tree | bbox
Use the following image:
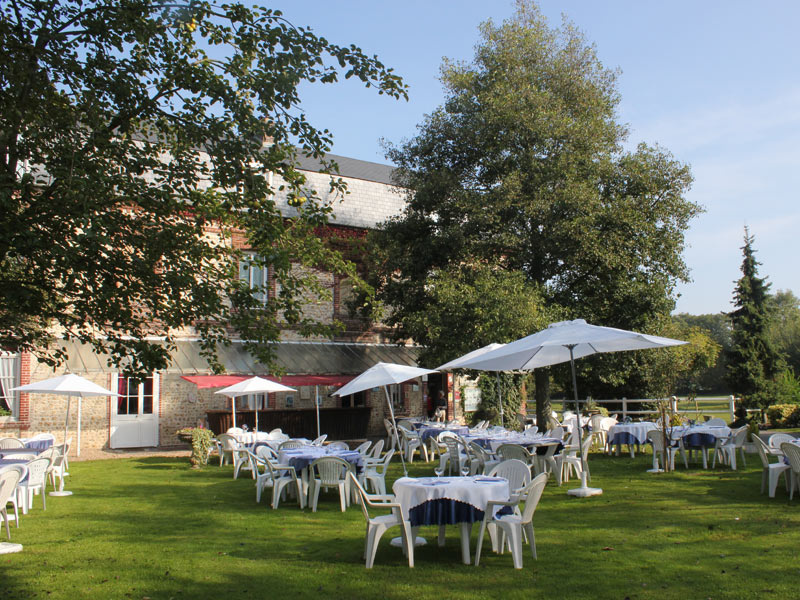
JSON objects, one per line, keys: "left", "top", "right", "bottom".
{"left": 672, "top": 312, "right": 732, "bottom": 393}
{"left": 726, "top": 230, "right": 783, "bottom": 408}
{"left": 368, "top": 1, "right": 699, "bottom": 412}
{"left": 768, "top": 289, "right": 800, "bottom": 375}
{"left": 0, "top": 0, "right": 406, "bottom": 374}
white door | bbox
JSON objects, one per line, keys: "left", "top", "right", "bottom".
{"left": 110, "top": 374, "right": 159, "bottom": 448}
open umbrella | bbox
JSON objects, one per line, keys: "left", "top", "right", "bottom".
{"left": 437, "top": 343, "right": 507, "bottom": 426}
{"left": 453, "top": 319, "right": 687, "bottom": 497}
{"left": 332, "top": 362, "right": 438, "bottom": 476}
{"left": 12, "top": 373, "right": 119, "bottom": 494}
{"left": 215, "top": 376, "right": 296, "bottom": 432}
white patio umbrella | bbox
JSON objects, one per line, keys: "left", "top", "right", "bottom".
{"left": 437, "top": 343, "right": 507, "bottom": 426}
{"left": 12, "top": 373, "right": 119, "bottom": 472}
{"left": 453, "top": 319, "right": 687, "bottom": 497}
{"left": 332, "top": 362, "right": 439, "bottom": 476}
{"left": 215, "top": 376, "right": 296, "bottom": 432}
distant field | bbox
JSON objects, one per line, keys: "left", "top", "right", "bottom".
{"left": 530, "top": 396, "right": 736, "bottom": 421}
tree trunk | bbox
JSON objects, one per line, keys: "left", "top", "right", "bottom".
{"left": 535, "top": 369, "right": 551, "bottom": 428}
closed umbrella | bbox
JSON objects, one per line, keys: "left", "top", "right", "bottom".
{"left": 12, "top": 373, "right": 119, "bottom": 495}
{"left": 332, "top": 362, "right": 438, "bottom": 476}
{"left": 452, "top": 319, "right": 687, "bottom": 497}
{"left": 215, "top": 376, "right": 296, "bottom": 432}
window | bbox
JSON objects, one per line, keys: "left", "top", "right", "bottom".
{"left": 235, "top": 394, "right": 267, "bottom": 411}
{"left": 117, "top": 376, "right": 154, "bottom": 415}
{"left": 0, "top": 353, "right": 20, "bottom": 418}
{"left": 239, "top": 253, "right": 269, "bottom": 303}
{"left": 389, "top": 383, "right": 406, "bottom": 412}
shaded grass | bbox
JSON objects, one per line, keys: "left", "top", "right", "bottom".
{"left": 1, "top": 449, "right": 799, "bottom": 600}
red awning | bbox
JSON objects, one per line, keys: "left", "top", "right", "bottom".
{"left": 180, "top": 374, "right": 356, "bottom": 389}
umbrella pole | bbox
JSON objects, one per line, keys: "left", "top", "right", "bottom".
{"left": 315, "top": 385, "right": 320, "bottom": 439}
{"left": 254, "top": 397, "right": 258, "bottom": 433}
{"left": 496, "top": 373, "right": 504, "bottom": 428}
{"left": 231, "top": 398, "right": 236, "bottom": 430}
{"left": 63, "top": 394, "right": 72, "bottom": 449}
{"left": 566, "top": 345, "right": 602, "bottom": 497}
{"left": 383, "top": 385, "right": 407, "bottom": 477}
{"left": 77, "top": 396, "right": 82, "bottom": 457}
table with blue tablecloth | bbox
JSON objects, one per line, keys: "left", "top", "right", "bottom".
{"left": 392, "top": 475, "right": 510, "bottom": 564}
{"left": 417, "top": 425, "right": 470, "bottom": 442}
{"left": 278, "top": 446, "right": 363, "bottom": 501}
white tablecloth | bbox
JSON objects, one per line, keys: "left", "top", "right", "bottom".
{"left": 392, "top": 476, "right": 510, "bottom": 521}
{"left": 669, "top": 425, "right": 731, "bottom": 440}
{"left": 608, "top": 422, "right": 658, "bottom": 444}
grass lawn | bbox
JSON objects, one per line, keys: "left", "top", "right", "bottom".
{"left": 1, "top": 449, "right": 799, "bottom": 600}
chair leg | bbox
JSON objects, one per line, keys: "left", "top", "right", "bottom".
{"left": 401, "top": 521, "right": 415, "bottom": 567}
{"left": 474, "top": 520, "right": 488, "bottom": 566}
{"left": 524, "top": 522, "right": 537, "bottom": 559}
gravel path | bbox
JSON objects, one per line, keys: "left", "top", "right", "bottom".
{"left": 71, "top": 445, "right": 191, "bottom": 462}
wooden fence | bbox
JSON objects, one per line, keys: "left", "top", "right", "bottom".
{"left": 206, "top": 407, "right": 372, "bottom": 441}
{"left": 550, "top": 396, "right": 753, "bottom": 422}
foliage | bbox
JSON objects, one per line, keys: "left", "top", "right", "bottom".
{"left": 765, "top": 404, "right": 800, "bottom": 428}
{"left": 725, "top": 230, "right": 784, "bottom": 408}
{"left": 177, "top": 427, "right": 214, "bottom": 467}
{"left": 368, "top": 1, "right": 699, "bottom": 406}
{"left": 0, "top": 0, "right": 406, "bottom": 375}
{"left": 672, "top": 312, "right": 732, "bottom": 393}
{"left": 0, "top": 405, "right": 11, "bottom": 416}
{"left": 767, "top": 289, "right": 800, "bottom": 375}
{"left": 475, "top": 371, "right": 529, "bottom": 429}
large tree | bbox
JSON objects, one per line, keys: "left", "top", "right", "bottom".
{"left": 0, "top": 0, "right": 406, "bottom": 374}
{"left": 368, "top": 1, "right": 699, "bottom": 414}
{"left": 726, "top": 230, "right": 783, "bottom": 408}
{"left": 767, "top": 289, "right": 800, "bottom": 376}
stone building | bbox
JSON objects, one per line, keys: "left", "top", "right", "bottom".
{"left": 0, "top": 154, "right": 464, "bottom": 450}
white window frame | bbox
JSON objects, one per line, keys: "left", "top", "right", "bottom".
{"left": 239, "top": 252, "right": 269, "bottom": 303}
{"left": 0, "top": 353, "right": 20, "bottom": 419}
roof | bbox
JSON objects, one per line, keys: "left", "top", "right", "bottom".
{"left": 293, "top": 153, "right": 396, "bottom": 186}
{"left": 46, "top": 339, "right": 421, "bottom": 376}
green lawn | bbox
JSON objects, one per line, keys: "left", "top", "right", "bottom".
{"left": 2, "top": 449, "right": 798, "bottom": 600}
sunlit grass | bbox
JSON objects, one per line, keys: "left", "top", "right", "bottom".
{"left": 1, "top": 448, "right": 798, "bottom": 600}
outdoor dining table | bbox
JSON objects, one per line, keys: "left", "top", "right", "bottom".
{"left": 417, "top": 425, "right": 470, "bottom": 442}
{"left": 607, "top": 422, "right": 658, "bottom": 455}
{"left": 21, "top": 438, "right": 54, "bottom": 452}
{"left": 392, "top": 475, "right": 510, "bottom": 565}
{"left": 278, "top": 446, "right": 363, "bottom": 500}
{"left": 0, "top": 448, "right": 42, "bottom": 459}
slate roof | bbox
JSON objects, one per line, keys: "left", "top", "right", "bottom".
{"left": 294, "top": 153, "right": 397, "bottom": 186}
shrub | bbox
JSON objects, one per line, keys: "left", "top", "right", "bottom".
{"left": 766, "top": 404, "right": 800, "bottom": 428}
{"left": 176, "top": 427, "right": 214, "bottom": 468}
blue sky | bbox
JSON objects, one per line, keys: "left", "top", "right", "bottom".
{"left": 268, "top": 0, "right": 800, "bottom": 316}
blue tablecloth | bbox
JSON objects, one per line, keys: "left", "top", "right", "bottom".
{"left": 418, "top": 426, "right": 469, "bottom": 442}
{"left": 278, "top": 447, "right": 363, "bottom": 473}
{"left": 24, "top": 439, "right": 54, "bottom": 451}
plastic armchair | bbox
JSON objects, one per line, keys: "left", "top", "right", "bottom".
{"left": 348, "top": 472, "right": 414, "bottom": 568}
{"left": 647, "top": 429, "right": 678, "bottom": 471}
{"left": 443, "top": 437, "right": 471, "bottom": 476}
{"left": 781, "top": 442, "right": 800, "bottom": 500}
{"left": 327, "top": 441, "right": 350, "bottom": 451}
{"left": 311, "top": 435, "right": 328, "bottom": 446}
{"left": 474, "top": 472, "right": 548, "bottom": 569}
{"left": 496, "top": 444, "right": 533, "bottom": 470}
{"left": 769, "top": 434, "right": 795, "bottom": 454}
{"left": 562, "top": 435, "right": 593, "bottom": 483}
{"left": 18, "top": 457, "right": 49, "bottom": 514}
{"left": 0, "top": 465, "right": 24, "bottom": 530}
{"left": 362, "top": 449, "right": 395, "bottom": 496}
{"left": 712, "top": 426, "right": 749, "bottom": 469}
{"left": 368, "top": 439, "right": 384, "bottom": 460}
{"left": 0, "top": 438, "right": 25, "bottom": 449}
{"left": 278, "top": 440, "right": 304, "bottom": 451}
{"left": 250, "top": 451, "right": 304, "bottom": 509}
{"left": 752, "top": 435, "right": 789, "bottom": 497}
{"left": 545, "top": 426, "right": 564, "bottom": 441}
{"left": 308, "top": 456, "right": 352, "bottom": 512}
{"left": 488, "top": 459, "right": 531, "bottom": 502}
{"left": 383, "top": 419, "right": 397, "bottom": 452}
{"left": 217, "top": 434, "right": 251, "bottom": 479}
{"left": 0, "top": 467, "right": 23, "bottom": 541}
{"left": 397, "top": 427, "right": 427, "bottom": 463}
{"left": 354, "top": 441, "right": 372, "bottom": 456}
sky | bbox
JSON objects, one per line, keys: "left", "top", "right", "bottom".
{"left": 267, "top": 0, "right": 800, "bottom": 316}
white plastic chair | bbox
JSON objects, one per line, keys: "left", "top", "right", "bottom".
{"left": 362, "top": 449, "right": 395, "bottom": 496}
{"left": 308, "top": 456, "right": 352, "bottom": 512}
{"left": 349, "top": 473, "right": 414, "bottom": 568}
{"left": 250, "top": 450, "right": 304, "bottom": 509}
{"left": 18, "top": 457, "right": 49, "bottom": 514}
{"left": 712, "top": 426, "right": 749, "bottom": 469}
{"left": 752, "top": 434, "right": 789, "bottom": 497}
{"left": 217, "top": 434, "right": 251, "bottom": 479}
{"left": 0, "top": 438, "right": 24, "bottom": 449}
{"left": 398, "top": 427, "right": 427, "bottom": 463}
{"left": 311, "top": 435, "right": 328, "bottom": 446}
{"left": 354, "top": 441, "right": 372, "bottom": 456}
{"left": 383, "top": 419, "right": 397, "bottom": 451}
{"left": 0, "top": 467, "right": 23, "bottom": 540}
{"left": 647, "top": 429, "right": 678, "bottom": 471}
{"left": 474, "top": 472, "right": 548, "bottom": 569}
{"left": 327, "top": 441, "right": 350, "bottom": 451}
{"left": 704, "top": 417, "right": 727, "bottom": 427}
{"left": 561, "top": 435, "right": 593, "bottom": 483}
{"left": 0, "top": 465, "right": 24, "bottom": 529}
{"left": 468, "top": 442, "right": 499, "bottom": 476}
{"left": 368, "top": 439, "right": 385, "bottom": 460}
{"left": 278, "top": 440, "right": 303, "bottom": 451}
{"left": 496, "top": 444, "right": 533, "bottom": 470}
{"left": 488, "top": 459, "right": 531, "bottom": 502}
{"left": 781, "top": 442, "right": 800, "bottom": 500}
{"left": 769, "top": 433, "right": 795, "bottom": 454}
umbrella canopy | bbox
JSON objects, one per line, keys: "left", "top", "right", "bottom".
{"left": 451, "top": 319, "right": 687, "bottom": 497}
{"left": 12, "top": 373, "right": 118, "bottom": 457}
{"left": 215, "top": 376, "right": 296, "bottom": 430}
{"left": 332, "top": 362, "right": 438, "bottom": 476}
{"left": 331, "top": 362, "right": 438, "bottom": 398}
{"left": 435, "top": 343, "right": 506, "bottom": 371}
{"left": 455, "top": 319, "right": 686, "bottom": 371}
